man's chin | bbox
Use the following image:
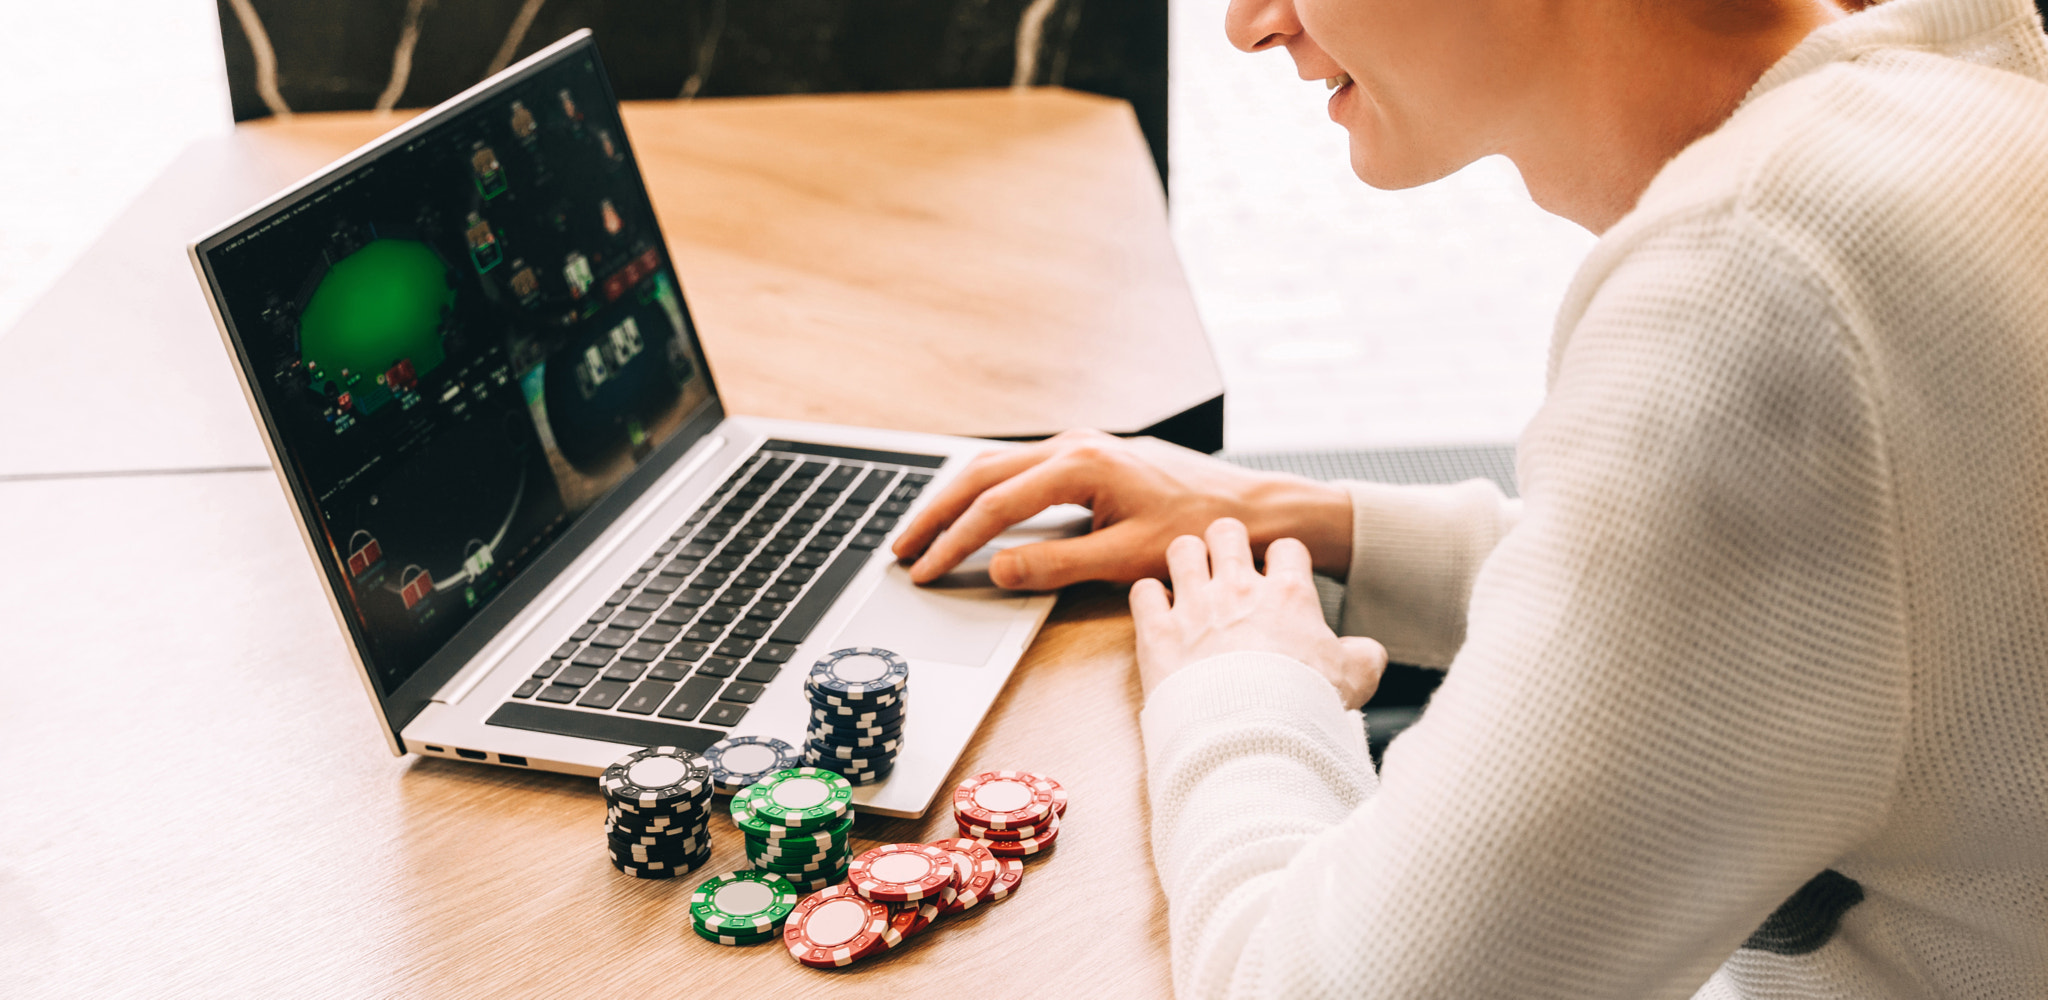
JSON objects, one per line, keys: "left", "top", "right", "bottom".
{"left": 1347, "top": 134, "right": 1466, "bottom": 191}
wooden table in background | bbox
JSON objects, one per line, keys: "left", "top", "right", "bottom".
{"left": 0, "top": 90, "right": 1187, "bottom": 998}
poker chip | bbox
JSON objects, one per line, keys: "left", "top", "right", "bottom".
{"left": 606, "top": 803, "right": 709, "bottom": 829}
{"left": 952, "top": 771, "right": 1058, "bottom": 830}
{"left": 693, "top": 922, "right": 781, "bottom": 947}
{"left": 928, "top": 838, "right": 1000, "bottom": 914}
{"left": 958, "top": 812, "right": 1054, "bottom": 840}
{"left": 600, "top": 747, "right": 713, "bottom": 811}
{"left": 1040, "top": 774, "right": 1069, "bottom": 817}
{"left": 607, "top": 819, "right": 710, "bottom": 845}
{"left": 785, "top": 865, "right": 851, "bottom": 894}
{"left": 805, "top": 737, "right": 903, "bottom": 761}
{"left": 879, "top": 896, "right": 943, "bottom": 949}
{"left": 691, "top": 870, "right": 800, "bottom": 935}
{"left": 612, "top": 833, "right": 711, "bottom": 861}
{"left": 783, "top": 885, "right": 890, "bottom": 968}
{"left": 805, "top": 647, "right": 910, "bottom": 702}
{"left": 734, "top": 808, "right": 854, "bottom": 845}
{"left": 703, "top": 736, "right": 801, "bottom": 794}
{"left": 809, "top": 700, "right": 907, "bottom": 723}
{"left": 806, "top": 720, "right": 905, "bottom": 745}
{"left": 987, "top": 857, "right": 1025, "bottom": 901}
{"left": 807, "top": 686, "right": 906, "bottom": 711}
{"left": 976, "top": 811, "right": 1061, "bottom": 857}
{"left": 736, "top": 769, "right": 854, "bottom": 831}
{"left": 752, "top": 851, "right": 841, "bottom": 875}
{"left": 847, "top": 843, "right": 955, "bottom": 902}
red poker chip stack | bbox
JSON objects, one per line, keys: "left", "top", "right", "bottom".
{"left": 780, "top": 770, "right": 1066, "bottom": 969}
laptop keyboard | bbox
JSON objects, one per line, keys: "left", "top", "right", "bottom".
{"left": 506, "top": 441, "right": 936, "bottom": 730}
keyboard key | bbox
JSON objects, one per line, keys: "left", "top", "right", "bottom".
{"left": 792, "top": 551, "right": 828, "bottom": 568}
{"left": 824, "top": 516, "right": 860, "bottom": 534}
{"left": 889, "top": 483, "right": 923, "bottom": 502}
{"left": 570, "top": 623, "right": 597, "bottom": 641}
{"left": 657, "top": 677, "right": 723, "bottom": 722}
{"left": 772, "top": 548, "right": 869, "bottom": 644}
{"left": 680, "top": 542, "right": 716, "bottom": 558}
{"left": 735, "top": 570, "right": 773, "bottom": 588}
{"left": 737, "top": 660, "right": 781, "bottom": 683}
{"left": 864, "top": 515, "right": 899, "bottom": 533}
{"left": 762, "top": 538, "right": 797, "bottom": 555}
{"left": 719, "top": 682, "right": 766, "bottom": 704}
{"left": 641, "top": 624, "right": 680, "bottom": 644}
{"left": 848, "top": 532, "right": 886, "bottom": 550}
{"left": 537, "top": 684, "right": 580, "bottom": 703}
{"left": 577, "top": 679, "right": 630, "bottom": 709}
{"left": 555, "top": 665, "right": 600, "bottom": 687}
{"left": 754, "top": 643, "right": 798, "bottom": 664}
{"left": 512, "top": 677, "right": 544, "bottom": 698}
{"left": 823, "top": 465, "right": 862, "bottom": 489}
{"left": 698, "top": 606, "right": 738, "bottom": 625}
{"left": 792, "top": 461, "right": 828, "bottom": 481}
{"left": 621, "top": 642, "right": 665, "bottom": 662}
{"left": 747, "top": 555, "right": 787, "bottom": 574}
{"left": 903, "top": 472, "right": 932, "bottom": 486}
{"left": 803, "top": 534, "right": 841, "bottom": 552}
{"left": 610, "top": 610, "right": 649, "bottom": 630}
{"left": 695, "top": 570, "right": 732, "bottom": 589}
{"left": 718, "top": 588, "right": 758, "bottom": 606}
{"left": 656, "top": 539, "right": 679, "bottom": 555}
{"left": 848, "top": 470, "right": 893, "bottom": 503}
{"left": 618, "top": 680, "right": 672, "bottom": 715}
{"left": 655, "top": 604, "right": 697, "bottom": 626}
{"left": 590, "top": 628, "right": 634, "bottom": 648}
{"left": 642, "top": 576, "right": 680, "bottom": 594}
{"left": 786, "top": 506, "right": 823, "bottom": 524}
{"left": 572, "top": 647, "right": 615, "bottom": 668}
{"left": 535, "top": 658, "right": 566, "bottom": 678}
{"left": 715, "top": 637, "right": 759, "bottom": 659}
{"left": 702, "top": 702, "right": 750, "bottom": 727}
{"left": 778, "top": 566, "right": 816, "bottom": 585}
{"left": 624, "top": 572, "right": 648, "bottom": 588}
{"left": 552, "top": 642, "right": 579, "bottom": 660}
{"left": 662, "top": 557, "right": 700, "bottom": 576}
{"left": 876, "top": 500, "right": 911, "bottom": 516}
{"left": 589, "top": 606, "right": 617, "bottom": 624}
{"left": 747, "top": 601, "right": 788, "bottom": 620}
{"left": 735, "top": 522, "right": 773, "bottom": 540}
{"left": 729, "top": 620, "right": 770, "bottom": 640}
{"left": 646, "top": 660, "right": 692, "bottom": 682}
{"left": 708, "top": 554, "right": 746, "bottom": 571}
{"left": 667, "top": 640, "right": 710, "bottom": 662}
{"left": 672, "top": 588, "right": 715, "bottom": 607}
{"left": 626, "top": 592, "right": 666, "bottom": 612}
{"left": 602, "top": 661, "right": 647, "bottom": 683}
{"left": 683, "top": 623, "right": 726, "bottom": 643}
{"left": 604, "top": 588, "right": 632, "bottom": 606}
{"left": 696, "top": 656, "right": 742, "bottom": 678}
{"left": 764, "top": 584, "right": 803, "bottom": 603}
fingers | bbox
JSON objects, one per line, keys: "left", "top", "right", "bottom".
{"left": 1164, "top": 532, "right": 1211, "bottom": 595}
{"left": 1128, "top": 576, "right": 1172, "bottom": 622}
{"left": 1262, "top": 536, "right": 1314, "bottom": 581}
{"left": 987, "top": 521, "right": 1149, "bottom": 590}
{"left": 891, "top": 440, "right": 1065, "bottom": 563}
{"left": 1203, "top": 517, "right": 1254, "bottom": 579}
{"left": 907, "top": 455, "right": 1095, "bottom": 583}
{"left": 1336, "top": 635, "right": 1390, "bottom": 711}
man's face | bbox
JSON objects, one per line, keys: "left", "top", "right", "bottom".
{"left": 1228, "top": 0, "right": 1540, "bottom": 188}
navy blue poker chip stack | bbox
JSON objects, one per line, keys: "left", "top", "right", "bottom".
{"left": 801, "top": 647, "right": 909, "bottom": 786}
{"left": 601, "top": 746, "right": 715, "bottom": 879}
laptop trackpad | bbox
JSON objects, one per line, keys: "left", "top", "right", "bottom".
{"left": 832, "top": 564, "right": 1025, "bottom": 666}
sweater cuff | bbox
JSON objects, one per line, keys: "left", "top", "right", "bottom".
{"left": 1139, "top": 651, "right": 1366, "bottom": 770}
{"left": 1340, "top": 479, "right": 1518, "bottom": 667}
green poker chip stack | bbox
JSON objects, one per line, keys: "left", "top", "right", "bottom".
{"left": 732, "top": 768, "right": 857, "bottom": 890}
{"left": 689, "top": 869, "right": 799, "bottom": 947}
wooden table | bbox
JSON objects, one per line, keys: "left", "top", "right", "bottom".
{"left": 0, "top": 90, "right": 1179, "bottom": 998}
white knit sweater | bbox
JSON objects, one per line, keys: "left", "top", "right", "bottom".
{"left": 1140, "top": 1, "right": 2048, "bottom": 996}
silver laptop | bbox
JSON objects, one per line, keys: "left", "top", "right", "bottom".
{"left": 186, "top": 30, "right": 1068, "bottom": 818}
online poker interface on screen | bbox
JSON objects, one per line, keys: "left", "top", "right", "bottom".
{"left": 203, "top": 53, "right": 713, "bottom": 697}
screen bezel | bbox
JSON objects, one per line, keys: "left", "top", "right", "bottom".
{"left": 189, "top": 30, "right": 727, "bottom": 750}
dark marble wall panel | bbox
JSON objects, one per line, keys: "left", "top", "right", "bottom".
{"left": 217, "top": 0, "right": 1167, "bottom": 182}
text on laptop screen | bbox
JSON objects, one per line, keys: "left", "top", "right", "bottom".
{"left": 204, "top": 53, "right": 712, "bottom": 696}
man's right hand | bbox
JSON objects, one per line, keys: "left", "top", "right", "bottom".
{"left": 891, "top": 429, "right": 1354, "bottom": 590}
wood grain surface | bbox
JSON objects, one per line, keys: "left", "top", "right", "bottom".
{"left": 0, "top": 89, "right": 1218, "bottom": 478}
{"left": 0, "top": 472, "right": 1170, "bottom": 999}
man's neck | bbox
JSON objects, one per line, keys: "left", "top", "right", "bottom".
{"left": 1507, "top": 0, "right": 1846, "bottom": 233}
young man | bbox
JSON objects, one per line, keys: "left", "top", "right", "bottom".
{"left": 895, "top": 0, "right": 2048, "bottom": 995}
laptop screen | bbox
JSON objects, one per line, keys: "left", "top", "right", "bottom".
{"left": 197, "top": 39, "right": 715, "bottom": 701}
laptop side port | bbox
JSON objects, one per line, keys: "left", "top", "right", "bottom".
{"left": 499, "top": 754, "right": 528, "bottom": 766}
{"left": 455, "top": 748, "right": 488, "bottom": 760}
{"left": 425, "top": 746, "right": 446, "bottom": 753}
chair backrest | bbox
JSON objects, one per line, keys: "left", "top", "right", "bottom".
{"left": 214, "top": 0, "right": 1167, "bottom": 181}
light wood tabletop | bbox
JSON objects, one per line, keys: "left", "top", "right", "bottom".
{"left": 0, "top": 88, "right": 1220, "bottom": 480}
{"left": 0, "top": 89, "right": 1183, "bottom": 998}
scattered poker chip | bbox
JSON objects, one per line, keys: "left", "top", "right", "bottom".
{"left": 703, "top": 736, "right": 802, "bottom": 794}
{"left": 690, "top": 870, "right": 800, "bottom": 935}
{"left": 976, "top": 812, "right": 1061, "bottom": 857}
{"left": 987, "top": 857, "right": 1025, "bottom": 901}
{"left": 746, "top": 832, "right": 844, "bottom": 858}
{"left": 928, "top": 838, "right": 1000, "bottom": 914}
{"left": 599, "top": 747, "right": 713, "bottom": 811}
{"left": 693, "top": 922, "right": 781, "bottom": 947}
{"left": 785, "top": 865, "right": 851, "bottom": 894}
{"left": 952, "top": 771, "right": 1058, "bottom": 830}
{"left": 752, "top": 851, "right": 841, "bottom": 875}
{"left": 880, "top": 896, "right": 943, "bottom": 949}
{"left": 841, "top": 765, "right": 895, "bottom": 787}
{"left": 783, "top": 885, "right": 890, "bottom": 968}
{"left": 805, "top": 647, "right": 910, "bottom": 702}
{"left": 847, "top": 843, "right": 955, "bottom": 902}
{"left": 737, "top": 768, "right": 854, "bottom": 831}
{"left": 734, "top": 809, "right": 854, "bottom": 845}
{"left": 1039, "top": 774, "right": 1069, "bottom": 817}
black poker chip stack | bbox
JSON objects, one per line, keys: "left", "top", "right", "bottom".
{"left": 801, "top": 647, "right": 910, "bottom": 786}
{"left": 601, "top": 746, "right": 715, "bottom": 878}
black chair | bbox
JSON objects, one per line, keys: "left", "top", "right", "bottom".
{"left": 214, "top": 0, "right": 1167, "bottom": 181}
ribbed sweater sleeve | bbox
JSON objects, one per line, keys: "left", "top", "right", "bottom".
{"left": 1140, "top": 207, "right": 1913, "bottom": 999}
{"left": 1337, "top": 480, "right": 1520, "bottom": 666}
